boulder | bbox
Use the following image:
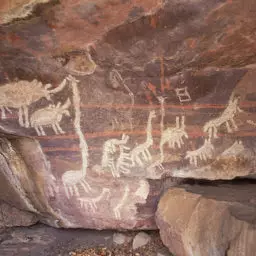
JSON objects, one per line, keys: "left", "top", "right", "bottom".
{"left": 132, "top": 232, "right": 151, "bottom": 250}
{"left": 156, "top": 184, "right": 256, "bottom": 256}
{"left": 0, "top": 0, "right": 255, "bottom": 230}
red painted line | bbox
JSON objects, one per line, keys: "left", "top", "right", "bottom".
{"left": 41, "top": 130, "right": 256, "bottom": 153}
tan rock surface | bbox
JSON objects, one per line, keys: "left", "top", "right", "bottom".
{"left": 156, "top": 185, "right": 256, "bottom": 256}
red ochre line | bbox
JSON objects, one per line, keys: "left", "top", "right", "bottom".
{"left": 80, "top": 101, "right": 256, "bottom": 110}
{"left": 2, "top": 102, "right": 255, "bottom": 120}
{"left": 41, "top": 131, "right": 256, "bottom": 152}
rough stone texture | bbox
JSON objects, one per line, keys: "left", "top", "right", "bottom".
{"left": 0, "top": 201, "right": 38, "bottom": 228}
{"left": 132, "top": 231, "right": 151, "bottom": 250}
{"left": 0, "top": 0, "right": 255, "bottom": 230}
{"left": 156, "top": 184, "right": 256, "bottom": 256}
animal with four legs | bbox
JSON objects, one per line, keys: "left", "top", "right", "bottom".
{"left": 203, "top": 94, "right": 243, "bottom": 138}
{"left": 185, "top": 139, "right": 214, "bottom": 167}
{"left": 130, "top": 110, "right": 156, "bottom": 167}
{"left": 30, "top": 98, "right": 71, "bottom": 136}
{"left": 0, "top": 78, "right": 67, "bottom": 127}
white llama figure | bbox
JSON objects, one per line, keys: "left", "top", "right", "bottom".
{"left": 203, "top": 94, "right": 243, "bottom": 139}
{"left": 101, "top": 134, "right": 129, "bottom": 177}
{"left": 61, "top": 75, "right": 91, "bottom": 198}
{"left": 78, "top": 188, "right": 110, "bottom": 213}
{"left": 185, "top": 139, "right": 214, "bottom": 167}
{"left": 130, "top": 110, "right": 156, "bottom": 167}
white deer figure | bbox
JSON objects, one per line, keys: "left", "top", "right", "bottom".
{"left": 130, "top": 110, "right": 156, "bottom": 167}
{"left": 30, "top": 98, "right": 71, "bottom": 136}
{"left": 113, "top": 185, "right": 130, "bottom": 220}
{"left": 160, "top": 115, "right": 188, "bottom": 151}
{"left": 101, "top": 134, "right": 129, "bottom": 177}
{"left": 0, "top": 77, "right": 67, "bottom": 127}
{"left": 78, "top": 188, "right": 110, "bottom": 213}
{"left": 61, "top": 75, "right": 91, "bottom": 198}
{"left": 203, "top": 94, "right": 243, "bottom": 139}
{"left": 185, "top": 139, "right": 214, "bottom": 167}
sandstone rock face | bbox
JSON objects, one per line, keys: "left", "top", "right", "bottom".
{"left": 0, "top": 0, "right": 255, "bottom": 230}
{"left": 156, "top": 185, "right": 256, "bottom": 256}
{"left": 0, "top": 202, "right": 38, "bottom": 228}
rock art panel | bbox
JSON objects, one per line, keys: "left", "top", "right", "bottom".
{"left": 0, "top": 0, "right": 255, "bottom": 229}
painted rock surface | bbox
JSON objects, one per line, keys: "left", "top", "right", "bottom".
{"left": 0, "top": 0, "right": 255, "bottom": 229}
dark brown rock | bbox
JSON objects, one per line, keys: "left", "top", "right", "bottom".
{"left": 156, "top": 184, "right": 256, "bottom": 256}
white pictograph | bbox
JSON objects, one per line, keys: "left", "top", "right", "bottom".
{"left": 78, "top": 188, "right": 110, "bottom": 212}
{"left": 30, "top": 98, "right": 71, "bottom": 136}
{"left": 116, "top": 145, "right": 132, "bottom": 175}
{"left": 220, "top": 140, "right": 245, "bottom": 158}
{"left": 0, "top": 78, "right": 67, "bottom": 127}
{"left": 101, "top": 134, "right": 129, "bottom": 178}
{"left": 130, "top": 110, "right": 156, "bottom": 167}
{"left": 203, "top": 94, "right": 243, "bottom": 138}
{"left": 135, "top": 180, "right": 150, "bottom": 204}
{"left": 160, "top": 116, "right": 188, "bottom": 151}
{"left": 247, "top": 120, "right": 256, "bottom": 127}
{"left": 185, "top": 139, "right": 214, "bottom": 167}
{"left": 61, "top": 75, "right": 91, "bottom": 198}
{"left": 109, "top": 69, "right": 135, "bottom": 131}
{"left": 175, "top": 87, "right": 191, "bottom": 103}
{"left": 113, "top": 185, "right": 130, "bottom": 220}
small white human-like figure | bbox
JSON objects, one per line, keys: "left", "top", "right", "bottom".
{"left": 130, "top": 110, "right": 156, "bottom": 167}
{"left": 78, "top": 188, "right": 110, "bottom": 213}
{"left": 113, "top": 185, "right": 130, "bottom": 220}
{"left": 185, "top": 139, "right": 214, "bottom": 167}
{"left": 30, "top": 98, "right": 71, "bottom": 136}
{"left": 101, "top": 134, "right": 130, "bottom": 177}
{"left": 203, "top": 94, "right": 243, "bottom": 138}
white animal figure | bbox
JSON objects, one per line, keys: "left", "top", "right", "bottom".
{"left": 61, "top": 75, "right": 91, "bottom": 198}
{"left": 185, "top": 139, "right": 214, "bottom": 167}
{"left": 247, "top": 120, "right": 256, "bottom": 127}
{"left": 101, "top": 134, "right": 129, "bottom": 177}
{"left": 30, "top": 98, "right": 71, "bottom": 136}
{"left": 116, "top": 145, "right": 132, "bottom": 175}
{"left": 113, "top": 185, "right": 130, "bottom": 220}
{"left": 130, "top": 110, "right": 156, "bottom": 167}
{"left": 78, "top": 188, "right": 110, "bottom": 212}
{"left": 160, "top": 116, "right": 188, "bottom": 151}
{"left": 0, "top": 77, "right": 67, "bottom": 127}
{"left": 220, "top": 140, "right": 244, "bottom": 158}
{"left": 203, "top": 94, "right": 243, "bottom": 139}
